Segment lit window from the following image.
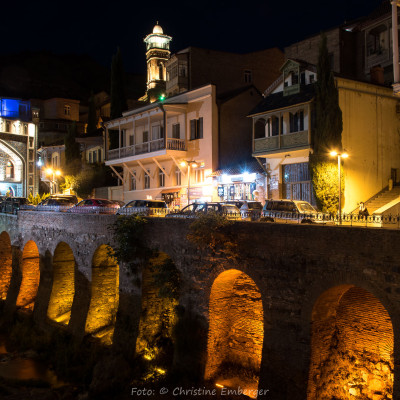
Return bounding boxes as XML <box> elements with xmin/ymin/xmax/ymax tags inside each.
<box><xmin>159</xmin><ymin>168</ymin><xmax>165</xmax><ymax>187</ymax></box>
<box><xmin>195</xmin><ymin>168</ymin><xmax>204</xmax><ymax>183</ymax></box>
<box><xmin>175</xmin><ymin>166</ymin><xmax>181</xmax><ymax>186</ymax></box>
<box><xmin>190</xmin><ymin>117</ymin><xmax>203</xmax><ymax>140</ymax></box>
<box><xmin>145</xmin><ymin>170</ymin><xmax>150</xmax><ymax>189</ymax></box>
<box><xmin>131</xmin><ymin>171</ymin><xmax>136</xmax><ymax>191</ymax></box>
<box><xmin>64</xmin><ymin>105</ymin><xmax>71</xmax><ymax>116</ymax></box>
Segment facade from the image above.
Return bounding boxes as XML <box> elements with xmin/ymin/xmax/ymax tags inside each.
<box><xmin>37</xmin><ymin>144</ymin><xmax>65</xmax><ymax>193</ymax></box>
<box><xmin>30</xmin><ymin>97</ymin><xmax>84</xmax><ymax>146</ymax></box>
<box><xmin>250</xmin><ymin>59</ymin><xmax>400</xmax><ymax>212</ymax></box>
<box><xmin>141</xmin><ymin>23</ymin><xmax>172</xmax><ymax>103</ymax></box>
<box><xmin>166</xmin><ymin>47</ymin><xmax>284</xmax><ymax>97</ymax></box>
<box><xmin>105</xmin><ymin>84</ymin><xmax>264</xmax><ymax>206</ymax></box>
<box><xmin>0</xmin><ymin>97</ymin><xmax>39</xmax><ymax>196</ymax></box>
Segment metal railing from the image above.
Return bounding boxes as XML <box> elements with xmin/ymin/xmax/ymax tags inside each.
<box><xmin>108</xmin><ymin>138</ymin><xmax>186</xmax><ymax>160</ymax></box>
<box><xmin>117</xmin><ymin>207</ymin><xmax>169</xmax><ymax>217</ymax></box>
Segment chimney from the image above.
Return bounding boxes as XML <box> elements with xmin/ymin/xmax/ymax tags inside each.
<box><xmin>370</xmin><ymin>66</ymin><xmax>384</xmax><ymax>85</ymax></box>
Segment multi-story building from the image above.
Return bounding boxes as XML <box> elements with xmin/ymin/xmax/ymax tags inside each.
<box><xmin>0</xmin><ymin>97</ymin><xmax>39</xmax><ymax>196</ymax></box>
<box><xmin>30</xmin><ymin>97</ymin><xmax>84</xmax><ymax>146</ymax></box>
<box><xmin>105</xmin><ymin>84</ymin><xmax>264</xmax><ymax>206</ymax></box>
<box><xmin>250</xmin><ymin>59</ymin><xmax>400</xmax><ymax>212</ymax></box>
<box><xmin>165</xmin><ymin>47</ymin><xmax>284</xmax><ymax>97</ymax></box>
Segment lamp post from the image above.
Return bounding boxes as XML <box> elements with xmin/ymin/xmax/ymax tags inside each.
<box><xmin>45</xmin><ymin>167</ymin><xmax>62</xmax><ymax>194</ymax></box>
<box><xmin>330</xmin><ymin>151</ymin><xmax>348</xmax><ymax>224</ymax></box>
<box><xmin>180</xmin><ymin>160</ymin><xmax>198</xmax><ymax>206</ymax></box>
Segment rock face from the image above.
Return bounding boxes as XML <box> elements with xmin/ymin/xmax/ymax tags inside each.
<box><xmin>308</xmin><ymin>286</ymin><xmax>393</xmax><ymax>399</ymax></box>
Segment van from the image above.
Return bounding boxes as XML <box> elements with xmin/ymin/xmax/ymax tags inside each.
<box><xmin>261</xmin><ymin>199</ymin><xmax>327</xmax><ymax>224</ymax></box>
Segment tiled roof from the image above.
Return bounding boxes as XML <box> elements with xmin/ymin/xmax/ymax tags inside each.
<box><xmin>248</xmin><ymin>84</ymin><xmax>315</xmax><ymax>116</ymax></box>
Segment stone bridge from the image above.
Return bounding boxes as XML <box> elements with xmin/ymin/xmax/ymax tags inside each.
<box><xmin>0</xmin><ymin>211</ymin><xmax>399</xmax><ymax>400</ymax></box>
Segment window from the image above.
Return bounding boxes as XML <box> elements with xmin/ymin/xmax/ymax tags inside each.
<box><xmin>244</xmin><ymin>70</ymin><xmax>253</xmax><ymax>83</ymax></box>
<box><xmin>172</xmin><ymin>123</ymin><xmax>180</xmax><ymax>139</ymax></box>
<box><xmin>289</xmin><ymin>110</ymin><xmax>304</xmax><ymax>133</ymax></box>
<box><xmin>292</xmin><ymin>73</ymin><xmax>299</xmax><ymax>85</ymax></box>
<box><xmin>175</xmin><ymin>166</ymin><xmax>181</xmax><ymax>186</ymax></box>
<box><xmin>144</xmin><ymin>170</ymin><xmax>150</xmax><ymax>189</ymax></box>
<box><xmin>98</xmin><ymin>149</ymin><xmax>102</xmax><ymax>162</ymax></box>
<box><xmin>143</xmin><ymin>131</ymin><xmax>149</xmax><ymax>142</ymax></box>
<box><xmin>190</xmin><ymin>117</ymin><xmax>203</xmax><ymax>140</ymax></box>
<box><xmin>309</xmin><ymin>74</ymin><xmax>315</xmax><ymax>83</ymax></box>
<box><xmin>93</xmin><ymin>151</ymin><xmax>97</xmax><ymax>163</ymax></box>
<box><xmin>64</xmin><ymin>105</ymin><xmax>71</xmax><ymax>116</ymax></box>
<box><xmin>159</xmin><ymin>168</ymin><xmax>165</xmax><ymax>187</ymax></box>
<box><xmin>152</xmin><ymin>126</ymin><xmax>162</xmax><ymax>141</ymax></box>
<box><xmin>129</xmin><ymin>135</ymin><xmax>134</xmax><ymax>146</ymax></box>
<box><xmin>130</xmin><ymin>171</ymin><xmax>136</xmax><ymax>191</ymax></box>
<box><xmin>195</xmin><ymin>168</ymin><xmax>204</xmax><ymax>183</ymax></box>
<box><xmin>300</xmin><ymin>72</ymin><xmax>306</xmax><ymax>85</ymax></box>
<box><xmin>89</xmin><ymin>152</ymin><xmax>92</xmax><ymax>163</ymax></box>
<box><xmin>6</xmin><ymin>161</ymin><xmax>14</xmax><ymax>179</ymax></box>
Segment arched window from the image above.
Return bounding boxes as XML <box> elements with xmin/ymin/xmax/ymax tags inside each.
<box><xmin>6</xmin><ymin>161</ymin><xmax>14</xmax><ymax>179</ymax></box>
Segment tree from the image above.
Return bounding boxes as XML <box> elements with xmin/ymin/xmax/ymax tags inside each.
<box><xmin>64</xmin><ymin>121</ymin><xmax>81</xmax><ymax>175</ymax></box>
<box><xmin>309</xmin><ymin>34</ymin><xmax>344</xmax><ymax>213</ymax></box>
<box><xmin>87</xmin><ymin>91</ymin><xmax>97</xmax><ymax>135</ymax></box>
<box><xmin>109</xmin><ymin>48</ymin><xmax>127</xmax><ymax>149</ymax></box>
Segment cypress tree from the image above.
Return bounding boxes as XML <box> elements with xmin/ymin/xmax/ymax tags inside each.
<box><xmin>309</xmin><ymin>34</ymin><xmax>344</xmax><ymax>213</ymax></box>
<box><xmin>110</xmin><ymin>47</ymin><xmax>127</xmax><ymax>149</ymax></box>
<box><xmin>87</xmin><ymin>91</ymin><xmax>97</xmax><ymax>135</ymax></box>
<box><xmin>64</xmin><ymin>121</ymin><xmax>81</xmax><ymax>175</ymax></box>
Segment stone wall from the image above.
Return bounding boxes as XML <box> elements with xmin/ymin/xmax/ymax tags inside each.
<box><xmin>0</xmin><ymin>214</ymin><xmax>400</xmax><ymax>399</ymax></box>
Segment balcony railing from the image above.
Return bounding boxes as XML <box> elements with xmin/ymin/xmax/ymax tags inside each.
<box><xmin>254</xmin><ymin>130</ymin><xmax>309</xmax><ymax>154</ymax></box>
<box><xmin>108</xmin><ymin>138</ymin><xmax>186</xmax><ymax>161</ymax></box>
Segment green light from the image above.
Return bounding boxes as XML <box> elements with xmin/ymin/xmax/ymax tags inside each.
<box><xmin>159</xmin><ymin>94</ymin><xmax>165</xmax><ymax>101</ymax></box>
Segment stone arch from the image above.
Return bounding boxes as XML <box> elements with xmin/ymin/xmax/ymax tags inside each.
<box><xmin>47</xmin><ymin>242</ymin><xmax>75</xmax><ymax>325</ymax></box>
<box><xmin>308</xmin><ymin>285</ymin><xmax>394</xmax><ymax>399</ymax></box>
<box><xmin>16</xmin><ymin>240</ymin><xmax>40</xmax><ymax>310</ymax></box>
<box><xmin>85</xmin><ymin>244</ymin><xmax>119</xmax><ymax>345</ymax></box>
<box><xmin>205</xmin><ymin>269</ymin><xmax>264</xmax><ymax>397</ymax></box>
<box><xmin>0</xmin><ymin>231</ymin><xmax>12</xmax><ymax>300</ymax></box>
<box><xmin>135</xmin><ymin>251</ymin><xmax>180</xmax><ymax>368</ymax></box>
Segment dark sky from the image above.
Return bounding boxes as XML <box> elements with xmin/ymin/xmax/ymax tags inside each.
<box><xmin>1</xmin><ymin>0</ymin><xmax>383</xmax><ymax>74</ymax></box>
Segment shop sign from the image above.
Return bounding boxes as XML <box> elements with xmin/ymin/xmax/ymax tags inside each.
<box><xmin>229</xmin><ymin>186</ymin><xmax>235</xmax><ymax>196</ymax></box>
<box><xmin>218</xmin><ymin>186</ymin><xmax>224</xmax><ymax>197</ymax></box>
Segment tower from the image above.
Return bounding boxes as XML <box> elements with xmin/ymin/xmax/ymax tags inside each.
<box><xmin>143</xmin><ymin>22</ymin><xmax>172</xmax><ymax>102</ymax></box>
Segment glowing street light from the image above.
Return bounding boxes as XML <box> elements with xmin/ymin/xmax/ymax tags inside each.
<box><xmin>330</xmin><ymin>151</ymin><xmax>348</xmax><ymax>224</ymax></box>
<box><xmin>180</xmin><ymin>160</ymin><xmax>198</xmax><ymax>205</ymax></box>
<box><xmin>45</xmin><ymin>167</ymin><xmax>62</xmax><ymax>194</ymax></box>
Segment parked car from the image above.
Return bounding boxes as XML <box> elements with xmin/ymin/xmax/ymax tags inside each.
<box><xmin>224</xmin><ymin>200</ymin><xmax>263</xmax><ymax>221</ymax></box>
<box><xmin>166</xmin><ymin>202</ymin><xmax>241</xmax><ymax>220</ymax></box>
<box><xmin>36</xmin><ymin>195</ymin><xmax>78</xmax><ymax>212</ymax></box>
<box><xmin>117</xmin><ymin>199</ymin><xmax>168</xmax><ymax>217</ymax></box>
<box><xmin>261</xmin><ymin>199</ymin><xmax>328</xmax><ymax>224</ymax></box>
<box><xmin>67</xmin><ymin>198</ymin><xmax>121</xmax><ymax>214</ymax></box>
<box><xmin>1</xmin><ymin>197</ymin><xmax>29</xmax><ymax>214</ymax></box>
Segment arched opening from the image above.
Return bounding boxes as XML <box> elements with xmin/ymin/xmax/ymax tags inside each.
<box><xmin>308</xmin><ymin>285</ymin><xmax>394</xmax><ymax>399</ymax></box>
<box><xmin>47</xmin><ymin>242</ymin><xmax>75</xmax><ymax>325</ymax></box>
<box><xmin>135</xmin><ymin>252</ymin><xmax>180</xmax><ymax>370</ymax></box>
<box><xmin>85</xmin><ymin>244</ymin><xmax>119</xmax><ymax>345</ymax></box>
<box><xmin>0</xmin><ymin>232</ymin><xmax>12</xmax><ymax>300</ymax></box>
<box><xmin>16</xmin><ymin>240</ymin><xmax>40</xmax><ymax>311</ymax></box>
<box><xmin>205</xmin><ymin>269</ymin><xmax>264</xmax><ymax>398</ymax></box>
<box><xmin>254</xmin><ymin>119</ymin><xmax>266</xmax><ymax>139</ymax></box>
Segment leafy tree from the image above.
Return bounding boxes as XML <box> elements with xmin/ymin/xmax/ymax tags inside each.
<box><xmin>109</xmin><ymin>48</ymin><xmax>127</xmax><ymax>149</ymax></box>
<box><xmin>87</xmin><ymin>91</ymin><xmax>97</xmax><ymax>135</ymax></box>
<box><xmin>64</xmin><ymin>121</ymin><xmax>81</xmax><ymax>175</ymax></box>
<box><xmin>309</xmin><ymin>34</ymin><xmax>344</xmax><ymax>213</ymax></box>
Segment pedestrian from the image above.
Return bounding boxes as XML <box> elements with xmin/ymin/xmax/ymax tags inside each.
<box><xmin>358</xmin><ymin>202</ymin><xmax>369</xmax><ymax>218</ymax></box>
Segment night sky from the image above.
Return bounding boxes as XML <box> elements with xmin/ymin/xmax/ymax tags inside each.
<box><xmin>1</xmin><ymin>0</ymin><xmax>384</xmax><ymax>74</ymax></box>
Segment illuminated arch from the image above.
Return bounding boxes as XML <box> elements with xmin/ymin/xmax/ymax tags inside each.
<box><xmin>135</xmin><ymin>252</ymin><xmax>179</xmax><ymax>366</ymax></box>
<box><xmin>47</xmin><ymin>242</ymin><xmax>75</xmax><ymax>325</ymax></box>
<box><xmin>0</xmin><ymin>140</ymin><xmax>24</xmax><ymax>183</ymax></box>
<box><xmin>205</xmin><ymin>269</ymin><xmax>264</xmax><ymax>398</ymax></box>
<box><xmin>308</xmin><ymin>285</ymin><xmax>394</xmax><ymax>399</ymax></box>
<box><xmin>85</xmin><ymin>244</ymin><xmax>119</xmax><ymax>345</ymax></box>
<box><xmin>16</xmin><ymin>240</ymin><xmax>40</xmax><ymax>310</ymax></box>
<box><xmin>0</xmin><ymin>232</ymin><xmax>12</xmax><ymax>300</ymax></box>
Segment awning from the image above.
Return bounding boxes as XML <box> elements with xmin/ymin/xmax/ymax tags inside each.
<box><xmin>161</xmin><ymin>188</ymin><xmax>181</xmax><ymax>194</ymax></box>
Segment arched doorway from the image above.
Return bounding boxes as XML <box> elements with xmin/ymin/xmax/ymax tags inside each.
<box><xmin>85</xmin><ymin>244</ymin><xmax>119</xmax><ymax>345</ymax></box>
<box><xmin>16</xmin><ymin>240</ymin><xmax>40</xmax><ymax>311</ymax></box>
<box><xmin>205</xmin><ymin>269</ymin><xmax>264</xmax><ymax>398</ymax></box>
<box><xmin>0</xmin><ymin>232</ymin><xmax>12</xmax><ymax>300</ymax></box>
<box><xmin>135</xmin><ymin>252</ymin><xmax>180</xmax><ymax>369</ymax></box>
<box><xmin>47</xmin><ymin>242</ymin><xmax>75</xmax><ymax>325</ymax></box>
<box><xmin>308</xmin><ymin>285</ymin><xmax>394</xmax><ymax>399</ymax></box>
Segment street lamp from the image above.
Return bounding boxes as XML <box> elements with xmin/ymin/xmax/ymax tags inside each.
<box><xmin>330</xmin><ymin>151</ymin><xmax>348</xmax><ymax>224</ymax></box>
<box><xmin>180</xmin><ymin>160</ymin><xmax>198</xmax><ymax>206</ymax></box>
<box><xmin>45</xmin><ymin>167</ymin><xmax>62</xmax><ymax>194</ymax></box>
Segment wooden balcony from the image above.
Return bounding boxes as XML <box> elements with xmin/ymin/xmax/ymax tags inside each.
<box><xmin>108</xmin><ymin>138</ymin><xmax>186</xmax><ymax>161</ymax></box>
<box><xmin>253</xmin><ymin>130</ymin><xmax>309</xmax><ymax>155</ymax></box>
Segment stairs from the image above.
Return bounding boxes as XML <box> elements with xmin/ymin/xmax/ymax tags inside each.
<box><xmin>363</xmin><ymin>186</ymin><xmax>400</xmax><ymax>214</ymax></box>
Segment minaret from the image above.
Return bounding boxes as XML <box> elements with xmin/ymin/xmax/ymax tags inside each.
<box><xmin>143</xmin><ymin>22</ymin><xmax>172</xmax><ymax>102</ymax></box>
